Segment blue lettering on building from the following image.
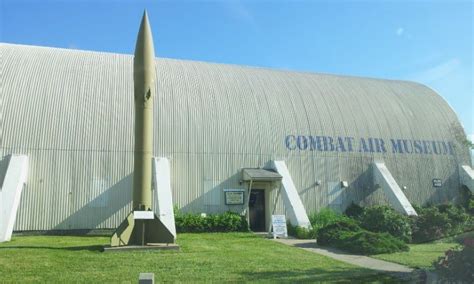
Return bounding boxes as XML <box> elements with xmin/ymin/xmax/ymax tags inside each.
<box><xmin>284</xmin><ymin>135</ymin><xmax>455</xmax><ymax>156</ymax></box>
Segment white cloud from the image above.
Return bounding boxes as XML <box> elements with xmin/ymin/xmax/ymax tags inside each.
<box><xmin>223</xmin><ymin>1</ymin><xmax>257</xmax><ymax>27</ymax></box>
<box><xmin>409</xmin><ymin>58</ymin><xmax>461</xmax><ymax>84</ymax></box>
<box><xmin>396</xmin><ymin>27</ymin><xmax>404</xmax><ymax>36</ymax></box>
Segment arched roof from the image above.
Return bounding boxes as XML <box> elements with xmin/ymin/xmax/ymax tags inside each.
<box><xmin>2</xmin><ymin>43</ymin><xmax>468</xmax><ymax>163</ymax></box>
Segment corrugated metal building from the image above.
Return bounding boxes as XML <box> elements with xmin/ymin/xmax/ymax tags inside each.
<box><xmin>1</xmin><ymin>43</ymin><xmax>471</xmax><ymax>231</ymax></box>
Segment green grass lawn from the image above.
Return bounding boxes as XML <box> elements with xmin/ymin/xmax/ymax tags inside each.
<box><xmin>372</xmin><ymin>241</ymin><xmax>458</xmax><ymax>269</ymax></box>
<box><xmin>371</xmin><ymin>231</ymin><xmax>474</xmax><ymax>270</ymax></box>
<box><xmin>0</xmin><ymin>233</ymin><xmax>399</xmax><ymax>283</ymax></box>
<box><xmin>372</xmin><ymin>232</ymin><xmax>473</xmax><ymax>269</ymax></box>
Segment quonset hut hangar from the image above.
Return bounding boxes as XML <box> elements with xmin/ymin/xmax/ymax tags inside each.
<box><xmin>1</xmin><ymin>43</ymin><xmax>473</xmax><ymax>235</ymax></box>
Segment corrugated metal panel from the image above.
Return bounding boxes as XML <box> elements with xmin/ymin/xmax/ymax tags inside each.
<box><xmin>1</xmin><ymin>43</ymin><xmax>470</xmax><ymax>230</ymax></box>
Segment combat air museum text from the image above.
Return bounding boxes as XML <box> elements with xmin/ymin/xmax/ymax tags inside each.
<box><xmin>285</xmin><ymin>135</ymin><xmax>455</xmax><ymax>155</ymax></box>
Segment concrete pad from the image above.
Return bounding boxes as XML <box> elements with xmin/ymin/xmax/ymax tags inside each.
<box><xmin>103</xmin><ymin>243</ymin><xmax>180</xmax><ymax>252</ymax></box>
<box><xmin>139</xmin><ymin>273</ymin><xmax>154</xmax><ymax>284</ymax></box>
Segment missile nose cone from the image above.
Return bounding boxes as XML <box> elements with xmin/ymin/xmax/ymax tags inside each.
<box><xmin>134</xmin><ymin>10</ymin><xmax>156</xmax><ymax>100</ymax></box>
<box><xmin>135</xmin><ymin>10</ymin><xmax>155</xmax><ymax>59</ymax></box>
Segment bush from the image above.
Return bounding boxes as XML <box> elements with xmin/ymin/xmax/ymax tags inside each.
<box><xmin>411</xmin><ymin>207</ymin><xmax>452</xmax><ymax>243</ymax></box>
<box><xmin>309</xmin><ymin>208</ymin><xmax>353</xmax><ymax>231</ymax></box>
<box><xmin>287</xmin><ymin>225</ymin><xmax>317</xmax><ymax>239</ymax></box>
<box><xmin>291</xmin><ymin>208</ymin><xmax>354</xmax><ymax>240</ymax></box>
<box><xmin>316</xmin><ymin>220</ymin><xmax>360</xmax><ymax>245</ymax></box>
<box><xmin>341</xmin><ymin>231</ymin><xmax>409</xmax><ymax>255</ymax></box>
<box><xmin>469</xmin><ymin>199</ymin><xmax>474</xmax><ymax>215</ymax></box>
<box><xmin>434</xmin><ymin>243</ymin><xmax>474</xmax><ymax>282</ymax></box>
<box><xmin>411</xmin><ymin>204</ymin><xmax>470</xmax><ymax>243</ymax></box>
<box><xmin>358</xmin><ymin>205</ymin><xmax>412</xmax><ymax>243</ymax></box>
<box><xmin>344</xmin><ymin>202</ymin><xmax>365</xmax><ymax>219</ymax></box>
<box><xmin>175</xmin><ymin>211</ymin><xmax>248</xmax><ymax>233</ymax></box>
<box><xmin>317</xmin><ymin>220</ymin><xmax>409</xmax><ymax>255</ymax></box>
<box><xmin>437</xmin><ymin>204</ymin><xmax>470</xmax><ymax>234</ymax></box>
<box><xmin>459</xmin><ymin>187</ymin><xmax>473</xmax><ymax>213</ymax></box>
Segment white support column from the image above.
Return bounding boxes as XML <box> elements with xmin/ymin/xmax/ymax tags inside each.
<box><xmin>0</xmin><ymin>155</ymin><xmax>29</xmax><ymax>242</ymax></box>
<box><xmin>152</xmin><ymin>157</ymin><xmax>176</xmax><ymax>240</ymax></box>
<box><xmin>271</xmin><ymin>160</ymin><xmax>311</xmax><ymax>229</ymax></box>
<box><xmin>460</xmin><ymin>165</ymin><xmax>474</xmax><ymax>193</ymax></box>
<box><xmin>373</xmin><ymin>162</ymin><xmax>417</xmax><ymax>216</ymax></box>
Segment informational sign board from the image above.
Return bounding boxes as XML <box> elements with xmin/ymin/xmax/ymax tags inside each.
<box><xmin>271</xmin><ymin>215</ymin><xmax>288</xmax><ymax>239</ymax></box>
<box><xmin>432</xmin><ymin>179</ymin><xmax>442</xmax><ymax>188</ymax></box>
<box><xmin>133</xmin><ymin>211</ymin><xmax>154</xmax><ymax>220</ymax></box>
<box><xmin>225</xmin><ymin>191</ymin><xmax>244</xmax><ymax>205</ymax></box>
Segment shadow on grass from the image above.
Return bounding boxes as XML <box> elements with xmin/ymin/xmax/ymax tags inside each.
<box><xmin>0</xmin><ymin>245</ymin><xmax>104</xmax><ymax>252</ymax></box>
<box><xmin>240</xmin><ymin>267</ymin><xmax>410</xmax><ymax>283</ymax></box>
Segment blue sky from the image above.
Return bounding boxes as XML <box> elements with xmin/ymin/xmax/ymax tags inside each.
<box><xmin>2</xmin><ymin>0</ymin><xmax>473</xmax><ymax>137</ymax></box>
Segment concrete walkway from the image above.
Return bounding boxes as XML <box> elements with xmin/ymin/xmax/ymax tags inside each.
<box><xmin>273</xmin><ymin>238</ymin><xmax>413</xmax><ymax>273</ymax></box>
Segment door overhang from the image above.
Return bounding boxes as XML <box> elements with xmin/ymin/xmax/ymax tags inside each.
<box><xmin>241</xmin><ymin>168</ymin><xmax>282</xmax><ymax>183</ymax></box>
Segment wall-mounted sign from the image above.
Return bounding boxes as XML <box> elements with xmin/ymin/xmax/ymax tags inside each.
<box><xmin>225</xmin><ymin>191</ymin><xmax>244</xmax><ymax>205</ymax></box>
<box><xmin>432</xmin><ymin>179</ymin><xmax>442</xmax><ymax>188</ymax></box>
<box><xmin>271</xmin><ymin>215</ymin><xmax>288</xmax><ymax>239</ymax></box>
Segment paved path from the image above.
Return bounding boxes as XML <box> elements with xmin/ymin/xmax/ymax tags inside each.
<box><xmin>273</xmin><ymin>238</ymin><xmax>413</xmax><ymax>273</ymax></box>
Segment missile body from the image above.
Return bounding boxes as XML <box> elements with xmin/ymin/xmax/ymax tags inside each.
<box><xmin>133</xmin><ymin>11</ymin><xmax>155</xmax><ymax>211</ymax></box>
<box><xmin>110</xmin><ymin>11</ymin><xmax>175</xmax><ymax>247</ymax></box>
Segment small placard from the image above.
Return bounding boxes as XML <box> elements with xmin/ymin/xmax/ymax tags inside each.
<box><xmin>271</xmin><ymin>215</ymin><xmax>288</xmax><ymax>239</ymax></box>
<box><xmin>134</xmin><ymin>211</ymin><xmax>154</xmax><ymax>220</ymax></box>
<box><xmin>432</xmin><ymin>179</ymin><xmax>442</xmax><ymax>188</ymax></box>
<box><xmin>225</xmin><ymin>191</ymin><xmax>244</xmax><ymax>205</ymax></box>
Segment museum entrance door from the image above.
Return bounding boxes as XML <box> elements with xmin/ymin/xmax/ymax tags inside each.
<box><xmin>249</xmin><ymin>189</ymin><xmax>265</xmax><ymax>231</ymax></box>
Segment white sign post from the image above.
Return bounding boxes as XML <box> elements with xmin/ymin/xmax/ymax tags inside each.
<box><xmin>271</xmin><ymin>215</ymin><xmax>288</xmax><ymax>239</ymax></box>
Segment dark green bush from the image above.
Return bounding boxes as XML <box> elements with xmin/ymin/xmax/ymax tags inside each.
<box><xmin>358</xmin><ymin>205</ymin><xmax>412</xmax><ymax>243</ymax></box>
<box><xmin>309</xmin><ymin>208</ymin><xmax>353</xmax><ymax>231</ymax></box>
<box><xmin>411</xmin><ymin>207</ymin><xmax>452</xmax><ymax>243</ymax></box>
<box><xmin>287</xmin><ymin>224</ymin><xmax>317</xmax><ymax>239</ymax></box>
<box><xmin>316</xmin><ymin>220</ymin><xmax>360</xmax><ymax>245</ymax></box>
<box><xmin>175</xmin><ymin>211</ymin><xmax>248</xmax><ymax>233</ymax></box>
<box><xmin>434</xmin><ymin>244</ymin><xmax>474</xmax><ymax>282</ymax></box>
<box><xmin>289</xmin><ymin>208</ymin><xmax>355</xmax><ymax>240</ymax></box>
<box><xmin>469</xmin><ymin>199</ymin><xmax>474</xmax><ymax>215</ymax></box>
<box><xmin>459</xmin><ymin>187</ymin><xmax>473</xmax><ymax>213</ymax></box>
<box><xmin>341</xmin><ymin>231</ymin><xmax>409</xmax><ymax>255</ymax></box>
<box><xmin>411</xmin><ymin>204</ymin><xmax>470</xmax><ymax>243</ymax></box>
<box><xmin>317</xmin><ymin>220</ymin><xmax>409</xmax><ymax>255</ymax></box>
<box><xmin>437</xmin><ymin>204</ymin><xmax>470</xmax><ymax>234</ymax></box>
<box><xmin>344</xmin><ymin>202</ymin><xmax>365</xmax><ymax>219</ymax></box>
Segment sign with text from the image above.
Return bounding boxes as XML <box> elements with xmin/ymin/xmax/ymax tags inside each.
<box><xmin>285</xmin><ymin>135</ymin><xmax>455</xmax><ymax>156</ymax></box>
<box><xmin>225</xmin><ymin>191</ymin><xmax>244</xmax><ymax>205</ymax></box>
<box><xmin>432</xmin><ymin>179</ymin><xmax>442</xmax><ymax>188</ymax></box>
<box><xmin>271</xmin><ymin>215</ymin><xmax>288</xmax><ymax>239</ymax></box>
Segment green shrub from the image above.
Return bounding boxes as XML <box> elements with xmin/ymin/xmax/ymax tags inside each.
<box><xmin>411</xmin><ymin>207</ymin><xmax>451</xmax><ymax>243</ymax></box>
<box><xmin>469</xmin><ymin>199</ymin><xmax>474</xmax><ymax>215</ymax></box>
<box><xmin>344</xmin><ymin>202</ymin><xmax>365</xmax><ymax>219</ymax></box>
<box><xmin>317</xmin><ymin>220</ymin><xmax>409</xmax><ymax>255</ymax></box>
<box><xmin>341</xmin><ymin>231</ymin><xmax>409</xmax><ymax>255</ymax></box>
<box><xmin>309</xmin><ymin>208</ymin><xmax>353</xmax><ymax>231</ymax></box>
<box><xmin>287</xmin><ymin>225</ymin><xmax>317</xmax><ymax>239</ymax></box>
<box><xmin>316</xmin><ymin>220</ymin><xmax>360</xmax><ymax>245</ymax></box>
<box><xmin>358</xmin><ymin>205</ymin><xmax>412</xmax><ymax>243</ymax></box>
<box><xmin>459</xmin><ymin>187</ymin><xmax>473</xmax><ymax>213</ymax></box>
<box><xmin>175</xmin><ymin>211</ymin><xmax>248</xmax><ymax>233</ymax></box>
<box><xmin>411</xmin><ymin>204</ymin><xmax>470</xmax><ymax>243</ymax></box>
<box><xmin>434</xmin><ymin>244</ymin><xmax>474</xmax><ymax>282</ymax></box>
<box><xmin>437</xmin><ymin>204</ymin><xmax>470</xmax><ymax>234</ymax></box>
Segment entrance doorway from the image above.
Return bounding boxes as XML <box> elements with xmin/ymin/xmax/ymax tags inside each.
<box><xmin>249</xmin><ymin>189</ymin><xmax>265</xmax><ymax>231</ymax></box>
